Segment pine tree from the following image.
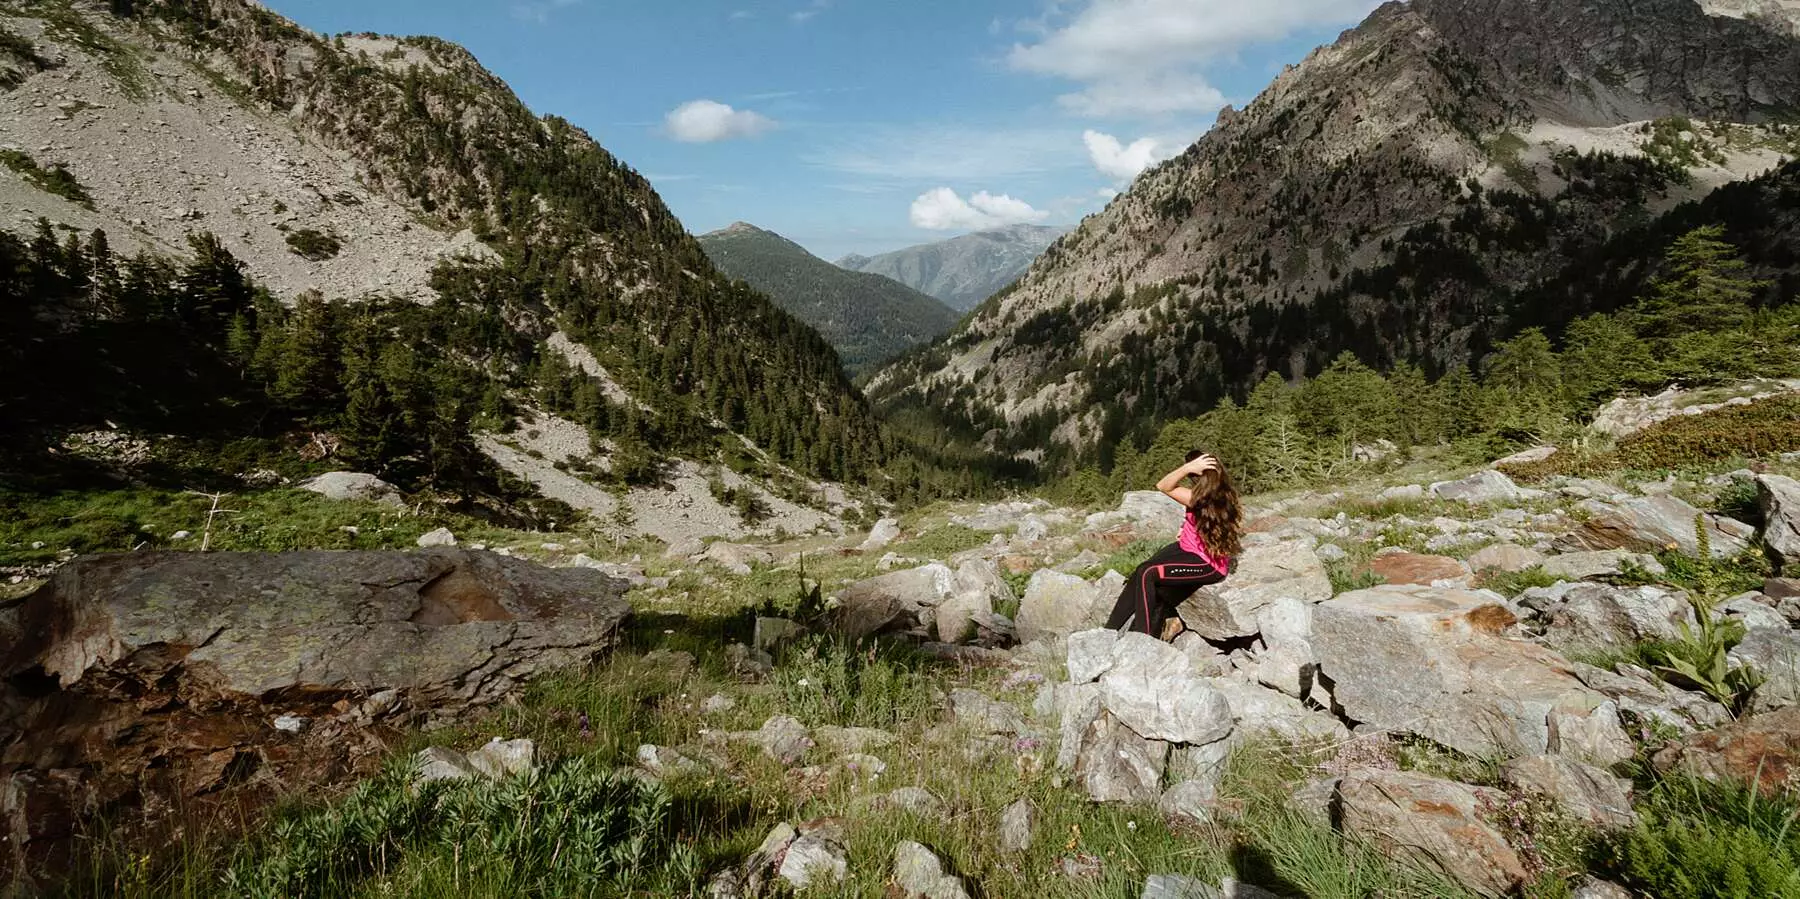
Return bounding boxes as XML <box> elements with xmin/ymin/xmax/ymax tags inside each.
<box><xmin>1634</xmin><ymin>225</ymin><xmax>1769</xmax><ymax>338</ymax></box>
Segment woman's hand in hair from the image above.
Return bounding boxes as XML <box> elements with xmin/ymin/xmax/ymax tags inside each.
<box><xmin>1185</xmin><ymin>454</ymin><xmax>1220</xmax><ymax>476</ymax></box>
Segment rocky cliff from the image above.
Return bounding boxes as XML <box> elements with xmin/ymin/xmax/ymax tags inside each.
<box><xmin>868</xmin><ymin>0</ymin><xmax>1800</xmax><ymax>464</ymax></box>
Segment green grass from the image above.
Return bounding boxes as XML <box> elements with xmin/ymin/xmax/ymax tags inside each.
<box><xmin>0</xmin><ymin>148</ymin><xmax>92</xmax><ymax>208</ymax></box>
<box><xmin>1474</xmin><ymin>565</ymin><xmax>1563</xmax><ymax>597</ymax></box>
<box><xmin>284</xmin><ymin>228</ymin><xmax>343</xmax><ymax>261</ymax></box>
<box><xmin>1600</xmin><ymin>776</ymin><xmax>1800</xmax><ymax>898</ymax></box>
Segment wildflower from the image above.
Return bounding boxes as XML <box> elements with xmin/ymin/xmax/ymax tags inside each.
<box><xmin>797</xmin><ymin>677</ymin><xmax>810</xmax><ymax>687</ymax></box>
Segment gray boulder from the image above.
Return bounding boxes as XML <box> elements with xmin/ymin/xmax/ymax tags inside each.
<box><xmin>936</xmin><ymin>560</ymin><xmax>1013</xmax><ymax>645</ymax></box>
<box><xmin>1177</xmin><ymin>541</ymin><xmax>1331</xmax><ymax>640</ymax></box>
<box><xmin>1016</xmin><ymin>569</ymin><xmax>1112</xmax><ymax>644</ymax></box>
<box><xmin>700</xmin><ymin>541</ymin><xmax>774</xmax><ymax>575</ymax></box>
<box><xmin>859</xmin><ymin>518</ymin><xmax>902</xmax><ymax>552</ymax></box>
<box><xmin>1539</xmin><ymin>550</ymin><xmax>1666</xmax><ymax>581</ymax></box>
<box><xmin>466</xmin><ymin>738</ymin><xmax>536</xmax><ymax>780</ymax></box>
<box><xmin>1074</xmin><ymin>712</ymin><xmax>1169</xmax><ymax>803</ymax></box>
<box><xmin>1312</xmin><ymin>585</ymin><xmax>1617</xmax><ymax>759</ymax></box>
<box><xmin>1207</xmin><ymin>679</ymin><xmax>1348</xmax><ymax>743</ymax></box>
<box><xmin>832</xmin><ymin>563</ymin><xmax>955</xmax><ymax>639</ymax></box>
<box><xmin>1716</xmin><ymin>593</ymin><xmax>1788</xmax><ymax>632</ymax></box>
<box><xmin>415</xmin><ymin>527</ymin><xmax>457</xmax><ymax>548</ymax></box>
<box><xmin>891</xmin><ymin>841</ymin><xmax>971</xmax><ymax>899</ymax></box>
<box><xmin>999</xmin><ymin>798</ymin><xmax>1036</xmax><ymax>853</ymax></box>
<box><xmin>1542</xmin><ymin>584</ymin><xmax>1696</xmax><ymax>654</ymax></box>
<box><xmin>298</xmin><ymin>471</ymin><xmax>404</xmax><ymax>505</ymax></box>
<box><xmin>1336</xmin><ymin>770</ymin><xmax>1527</xmax><ymax>897</ymax></box>
<box><xmin>1468</xmin><ymin>543</ymin><xmax>1545</xmax><ymax>573</ymax></box>
<box><xmin>1430</xmin><ymin>470</ymin><xmax>1542</xmax><ymax>505</ymax></box>
<box><xmin>1761</xmin><ymin>474</ymin><xmax>1800</xmax><ymax>574</ymax></box>
<box><xmin>1067</xmin><ymin>628</ymin><xmax>1122</xmax><ymax>684</ymax></box>
<box><xmin>1730</xmin><ymin>627</ymin><xmax>1800</xmax><ymax>713</ymax></box>
<box><xmin>1055</xmin><ymin>682</ymin><xmax>1104</xmax><ymax>771</ymax></box>
<box><xmin>1085</xmin><ymin>491</ymin><xmax>1186</xmax><ymax>534</ymax></box>
<box><xmin>1501</xmin><ymin>755</ymin><xmax>1635</xmax><ymax>828</ymax></box>
<box><xmin>1159</xmin><ymin>779</ymin><xmax>1218</xmax><ymax>824</ymax></box>
<box><xmin>777</xmin><ymin>832</ymin><xmax>848</xmax><ymax>889</ymax></box>
<box><xmin>1557</xmin><ymin>495</ymin><xmax>1753</xmax><ymax>560</ymax></box>
<box><xmin>1098</xmin><ymin>634</ymin><xmax>1234</xmax><ymax>745</ymax></box>
<box><xmin>1572</xmin><ymin>663</ymin><xmax>1732</xmax><ymax>733</ymax></box>
<box><xmin>949</xmin><ymin>689</ymin><xmax>1030</xmax><ymax>736</ymax></box>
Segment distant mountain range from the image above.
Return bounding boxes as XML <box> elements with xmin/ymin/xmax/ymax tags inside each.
<box><xmin>837</xmin><ymin>224</ymin><xmax>1068</xmax><ymax>312</ymax></box>
<box><xmin>699</xmin><ymin>223</ymin><xmax>959</xmax><ymax>375</ymax></box>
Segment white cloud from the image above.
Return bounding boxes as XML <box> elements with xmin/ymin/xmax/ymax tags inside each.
<box><xmin>1083</xmin><ymin>129</ymin><xmax>1171</xmax><ymax>181</ymax></box>
<box><xmin>1008</xmin><ymin>0</ymin><xmax>1380</xmax><ymax>117</ymax></box>
<box><xmin>792</xmin><ymin>0</ymin><xmax>831</xmax><ymax>23</ymax></box>
<box><xmin>664</xmin><ymin>100</ymin><xmax>776</xmax><ymax>143</ymax></box>
<box><xmin>910</xmin><ymin>188</ymin><xmax>1050</xmax><ymax>231</ymax></box>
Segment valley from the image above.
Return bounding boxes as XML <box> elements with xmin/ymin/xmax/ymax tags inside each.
<box><xmin>3</xmin><ymin>0</ymin><xmax>1800</xmax><ymax>896</ymax></box>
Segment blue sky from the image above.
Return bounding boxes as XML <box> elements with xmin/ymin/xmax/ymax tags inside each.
<box><xmin>265</xmin><ymin>0</ymin><xmax>1384</xmax><ymax>260</ymax></box>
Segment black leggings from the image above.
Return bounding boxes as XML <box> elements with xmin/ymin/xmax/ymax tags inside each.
<box><xmin>1104</xmin><ymin>542</ymin><xmax>1228</xmax><ymax>636</ymax></box>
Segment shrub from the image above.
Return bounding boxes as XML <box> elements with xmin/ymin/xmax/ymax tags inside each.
<box><xmin>1603</xmin><ymin>776</ymin><xmax>1800</xmax><ymax>899</ymax></box>
<box><xmin>0</xmin><ymin>149</ymin><xmax>92</xmax><ymax>207</ymax></box>
<box><xmin>1512</xmin><ymin>394</ymin><xmax>1800</xmax><ymax>480</ymax></box>
<box><xmin>284</xmin><ymin>228</ymin><xmax>342</xmax><ymax>261</ymax></box>
<box><xmin>772</xmin><ymin>635</ymin><xmax>937</xmax><ymax>729</ymax></box>
<box><xmin>1473</xmin><ymin>565</ymin><xmax>1562</xmax><ymax>597</ymax></box>
<box><xmin>226</xmin><ymin>757</ymin><xmax>699</xmax><ymax>897</ymax></box>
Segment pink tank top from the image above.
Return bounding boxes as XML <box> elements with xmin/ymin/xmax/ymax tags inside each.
<box><xmin>1178</xmin><ymin>511</ymin><xmax>1231</xmax><ymax>576</ymax></box>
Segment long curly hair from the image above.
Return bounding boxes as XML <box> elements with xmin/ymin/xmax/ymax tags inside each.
<box><xmin>1188</xmin><ymin>466</ymin><xmax>1243</xmax><ymax>558</ymax></box>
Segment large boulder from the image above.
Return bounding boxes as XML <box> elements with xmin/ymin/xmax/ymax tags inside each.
<box><xmin>858</xmin><ymin>518</ymin><xmax>902</xmax><ymax>552</ymax></box>
<box><xmin>831</xmin><ymin>563</ymin><xmax>955</xmax><ymax>639</ymax></box>
<box><xmin>1760</xmin><ymin>474</ymin><xmax>1800</xmax><ymax>575</ymax></box>
<box><xmin>1430</xmin><ymin>470</ymin><xmax>1542</xmax><ymax>505</ymax></box>
<box><xmin>1335</xmin><ymin>770</ymin><xmax>1527</xmax><ymax>897</ymax></box>
<box><xmin>1363</xmin><ymin>552</ymin><xmax>1470</xmax><ymax>586</ymax></box>
<box><xmin>1016</xmin><ymin>570</ymin><xmax>1115</xmax><ymax>644</ymax></box>
<box><xmin>1084</xmin><ymin>491</ymin><xmax>1186</xmax><ymax>535</ymax></box>
<box><xmin>1097</xmin><ymin>634</ymin><xmax>1233</xmax><ymax>745</ymax></box>
<box><xmin>1312</xmin><ymin>585</ymin><xmax>1619</xmax><ymax>759</ymax></box>
<box><xmin>1556</xmin><ymin>495</ymin><xmax>1753</xmax><ymax>560</ymax></box>
<box><xmin>1177</xmin><ymin>540</ymin><xmax>1331</xmax><ymax>640</ymax></box>
<box><xmin>1205</xmin><ymin>679</ymin><xmax>1348</xmax><ymax>743</ymax></box>
<box><xmin>1590</xmin><ymin>380</ymin><xmax>1800</xmax><ymax>438</ymax></box>
<box><xmin>1501</xmin><ymin>755</ymin><xmax>1635</xmax><ymax>829</ymax></box>
<box><xmin>1073</xmin><ymin>712</ymin><xmax>1169</xmax><ymax>803</ymax></box>
<box><xmin>0</xmin><ymin>549</ymin><xmax>630</xmax><ymax>875</ymax></box>
<box><xmin>936</xmin><ymin>560</ymin><xmax>1014</xmax><ymax>645</ymax></box>
<box><xmin>1652</xmin><ymin>706</ymin><xmax>1800</xmax><ymax>796</ymax></box>
<box><xmin>1539</xmin><ymin>549</ymin><xmax>1665</xmax><ymax>582</ymax></box>
<box><xmin>1541</xmin><ymin>584</ymin><xmax>1696</xmax><ymax>655</ymax></box>
<box><xmin>1729</xmin><ymin>627</ymin><xmax>1800</xmax><ymax>713</ymax></box>
<box><xmin>298</xmin><ymin>471</ymin><xmax>404</xmax><ymax>505</ymax></box>
<box><xmin>891</xmin><ymin>841</ymin><xmax>971</xmax><ymax>899</ymax></box>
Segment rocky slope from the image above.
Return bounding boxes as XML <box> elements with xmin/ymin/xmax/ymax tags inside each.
<box><xmin>836</xmin><ymin>224</ymin><xmax>1068</xmax><ymax>312</ymax></box>
<box><xmin>869</xmin><ymin>0</ymin><xmax>1800</xmax><ymax>462</ymax></box>
<box><xmin>0</xmin><ymin>0</ymin><xmax>886</xmax><ymax>534</ymax></box>
<box><xmin>699</xmin><ymin>222</ymin><xmax>958</xmax><ymax>374</ymax></box>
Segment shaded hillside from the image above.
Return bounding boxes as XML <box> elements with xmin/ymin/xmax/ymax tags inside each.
<box><xmin>868</xmin><ymin>0</ymin><xmax>1800</xmax><ymax>471</ymax></box>
<box><xmin>837</xmin><ymin>224</ymin><xmax>1067</xmax><ymax>312</ymax></box>
<box><xmin>699</xmin><ymin>223</ymin><xmax>958</xmax><ymax>375</ymax></box>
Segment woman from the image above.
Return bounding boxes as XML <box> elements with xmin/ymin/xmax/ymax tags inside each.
<box><xmin>1104</xmin><ymin>451</ymin><xmax>1243</xmax><ymax>639</ymax></box>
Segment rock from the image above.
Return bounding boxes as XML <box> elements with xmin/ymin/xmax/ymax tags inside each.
<box><xmin>272</xmin><ymin>714</ymin><xmax>308</xmax><ymax>733</ymax></box>
<box><xmin>466</xmin><ymin>738</ymin><xmax>536</xmax><ymax>779</ymax></box>
<box><xmin>1716</xmin><ymin>593</ymin><xmax>1788</xmax><ymax>632</ymax></box>
<box><xmin>1376</xmin><ymin>484</ymin><xmax>1427</xmax><ymax>503</ymax></box>
<box><xmin>1542</xmin><ymin>584</ymin><xmax>1696</xmax><ymax>655</ymax></box>
<box><xmin>1098</xmin><ymin>634</ymin><xmax>1234</xmax><ymax>745</ymax></box>
<box><xmin>859</xmin><ymin>517</ymin><xmax>902</xmax><ymax>552</ymax></box>
<box><xmin>1430</xmin><ymin>470</ymin><xmax>1541</xmax><ymax>505</ymax></box>
<box><xmin>415</xmin><ymin>746</ymin><xmax>482</xmax><ymax>783</ymax></box>
<box><xmin>1208</xmin><ymin>679</ymin><xmax>1348</xmax><ymax>743</ymax></box>
<box><xmin>709</xmin><ymin>822</ymin><xmax>798</xmax><ymax>897</ymax></box>
<box><xmin>1067</xmin><ymin>628</ymin><xmax>1121</xmax><ymax>684</ymax></box>
<box><xmin>1336</xmin><ymin>770</ymin><xmax>1527</xmax><ymax>897</ymax></box>
<box><xmin>753</xmin><ymin>616</ymin><xmax>805</xmax><ymax>653</ymax></box>
<box><xmin>1495</xmin><ymin>446</ymin><xmax>1558</xmax><ymax>467</ymax></box>
<box><xmin>1016</xmin><ymin>569</ymin><xmax>1111</xmax><ymax>643</ymax></box>
<box><xmin>832</xmin><ymin>563</ymin><xmax>955</xmax><ymax>639</ymax></box>
<box><xmin>949</xmin><ymin>689</ymin><xmax>1030</xmax><ymax>736</ymax></box>
<box><xmin>1571</xmin><ymin>878</ymin><xmax>1632</xmax><ymax>899</ymax></box>
<box><xmin>745</xmin><ymin>716</ymin><xmax>812</xmax><ymax>765</ymax></box>
<box><xmin>725</xmin><ymin>642</ymin><xmax>774</xmax><ymax>678</ymax></box>
<box><xmin>891</xmin><ymin>841</ymin><xmax>971</xmax><ymax>899</ymax></box>
<box><xmin>1017</xmin><ymin>515</ymin><xmax>1051</xmax><ymax>543</ymax></box>
<box><xmin>999</xmin><ymin>798</ymin><xmax>1035</xmax><ymax>853</ymax></box>
<box><xmin>637</xmin><ymin>744</ymin><xmax>709</xmax><ymax>778</ymax></box>
<box><xmin>1312</xmin><ymin>584</ymin><xmax>1614</xmax><ymax>759</ymax></box>
<box><xmin>1592</xmin><ymin>381</ymin><xmax>1800</xmax><ymax>438</ymax></box>
<box><xmin>1253</xmin><ymin>597</ymin><xmax>1317</xmax><ymax>697</ymax></box>
<box><xmin>1362</xmin><ymin>552</ymin><xmax>1470</xmax><ymax>586</ymax></box>
<box><xmin>1074</xmin><ymin>712</ymin><xmax>1169</xmax><ymax>803</ymax></box>
<box><xmin>0</xmin><ymin>549</ymin><xmax>631</xmax><ymax>862</ymax></box>
<box><xmin>1501</xmin><ymin>755</ymin><xmax>1635</xmax><ymax>828</ymax></box>
<box><xmin>1467</xmin><ymin>543</ymin><xmax>1544</xmax><ymax>573</ymax></box>
<box><xmin>1084</xmin><ymin>491</ymin><xmax>1186</xmax><ymax>534</ymax></box>
<box><xmin>937</xmin><ymin>560</ymin><xmax>1011</xmax><ymax>645</ymax></box>
<box><xmin>1730</xmin><ymin>628</ymin><xmax>1800</xmax><ymax>712</ymax></box>
<box><xmin>1549</xmin><ymin>702</ymin><xmax>1634</xmax><ymax>767</ymax></box>
<box><xmin>700</xmin><ymin>541</ymin><xmax>774</xmax><ymax>575</ymax></box>
<box><xmin>777</xmin><ymin>832</ymin><xmax>848</xmax><ymax>890</ymax></box>
<box><xmin>1652</xmin><ymin>706</ymin><xmax>1800</xmax><ymax>795</ymax></box>
<box><xmin>865</xmin><ymin>786</ymin><xmax>946</xmax><ymax>816</ymax></box>
<box><xmin>1768</xmin><ymin>578</ymin><xmax>1800</xmax><ymax>601</ymax></box>
<box><xmin>298</xmin><ymin>471</ymin><xmax>404</xmax><ymax>505</ymax></box>
<box><xmin>1158</xmin><ymin>779</ymin><xmax>1217</xmax><ymax>824</ymax></box>
<box><xmin>1056</xmin><ymin>683</ymin><xmax>1104</xmax><ymax>771</ymax></box>
<box><xmin>1571</xmin><ymin>663</ymin><xmax>1731</xmax><ymax>733</ymax></box>
<box><xmin>1539</xmin><ymin>549</ymin><xmax>1665</xmax><ymax>581</ymax></box>
<box><xmin>1557</xmin><ymin>495</ymin><xmax>1753</xmax><ymax>560</ymax></box>
<box><xmin>1761</xmin><ymin>474</ymin><xmax>1800</xmax><ymax>574</ymax></box>
<box><xmin>1177</xmin><ymin>542</ymin><xmax>1331</xmax><ymax>640</ymax></box>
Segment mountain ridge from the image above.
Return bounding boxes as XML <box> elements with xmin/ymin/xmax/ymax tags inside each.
<box><xmin>698</xmin><ymin>221</ymin><xmax>958</xmax><ymax>375</ymax></box>
<box><xmin>836</xmin><ymin>224</ymin><xmax>1068</xmax><ymax>312</ymax></box>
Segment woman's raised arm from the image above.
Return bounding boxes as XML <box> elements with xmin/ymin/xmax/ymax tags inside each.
<box><xmin>1155</xmin><ymin>454</ymin><xmax>1218</xmax><ymax>507</ymax></box>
